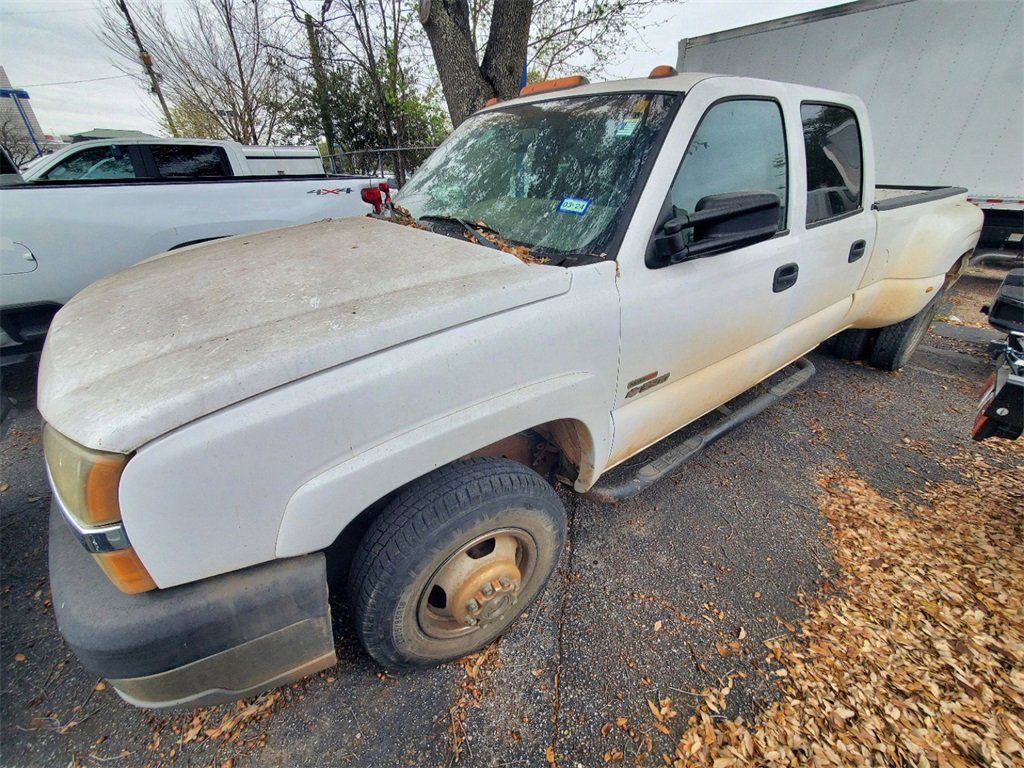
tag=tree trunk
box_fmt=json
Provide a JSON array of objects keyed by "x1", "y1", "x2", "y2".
[
  {"x1": 420, "y1": 0, "x2": 532, "y2": 126},
  {"x1": 480, "y1": 0, "x2": 532, "y2": 100},
  {"x1": 304, "y1": 13, "x2": 336, "y2": 160}
]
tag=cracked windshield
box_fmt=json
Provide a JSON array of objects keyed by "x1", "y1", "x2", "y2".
[{"x1": 396, "y1": 93, "x2": 679, "y2": 261}]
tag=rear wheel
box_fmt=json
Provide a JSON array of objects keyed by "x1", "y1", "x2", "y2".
[
  {"x1": 348, "y1": 457, "x2": 565, "y2": 670},
  {"x1": 828, "y1": 328, "x2": 874, "y2": 361},
  {"x1": 868, "y1": 288, "x2": 943, "y2": 371}
]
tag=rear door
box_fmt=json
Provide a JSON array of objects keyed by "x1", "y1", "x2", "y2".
[
  {"x1": 610, "y1": 78, "x2": 803, "y2": 466},
  {"x1": 785, "y1": 100, "x2": 875, "y2": 321},
  {"x1": 140, "y1": 144, "x2": 234, "y2": 179}
]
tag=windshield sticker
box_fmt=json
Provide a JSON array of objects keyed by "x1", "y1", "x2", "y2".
[
  {"x1": 615, "y1": 118, "x2": 640, "y2": 137},
  {"x1": 557, "y1": 197, "x2": 591, "y2": 216}
]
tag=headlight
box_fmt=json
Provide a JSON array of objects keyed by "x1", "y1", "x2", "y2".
[
  {"x1": 43, "y1": 424, "x2": 127, "y2": 525},
  {"x1": 43, "y1": 424, "x2": 156, "y2": 594}
]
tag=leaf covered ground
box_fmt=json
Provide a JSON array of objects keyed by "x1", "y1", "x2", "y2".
[{"x1": 658, "y1": 438, "x2": 1023, "y2": 767}]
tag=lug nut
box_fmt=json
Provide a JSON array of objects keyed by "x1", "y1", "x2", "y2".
[
  {"x1": 465, "y1": 616, "x2": 478, "y2": 626},
  {"x1": 481, "y1": 583, "x2": 494, "y2": 597},
  {"x1": 466, "y1": 599, "x2": 479, "y2": 612},
  {"x1": 499, "y1": 575, "x2": 511, "y2": 588}
]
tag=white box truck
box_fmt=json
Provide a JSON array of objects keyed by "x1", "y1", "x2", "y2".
[{"x1": 677, "y1": 0, "x2": 1023, "y2": 252}]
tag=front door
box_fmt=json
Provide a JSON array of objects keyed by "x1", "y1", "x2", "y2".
[{"x1": 609, "y1": 79, "x2": 805, "y2": 467}]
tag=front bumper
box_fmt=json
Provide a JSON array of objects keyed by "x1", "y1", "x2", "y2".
[{"x1": 49, "y1": 504, "x2": 337, "y2": 708}]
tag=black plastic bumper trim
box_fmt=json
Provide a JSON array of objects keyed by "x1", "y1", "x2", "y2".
[{"x1": 49, "y1": 504, "x2": 335, "y2": 681}]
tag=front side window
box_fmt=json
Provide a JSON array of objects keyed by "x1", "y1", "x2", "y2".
[
  {"x1": 396, "y1": 93, "x2": 679, "y2": 260},
  {"x1": 669, "y1": 98, "x2": 788, "y2": 236},
  {"x1": 150, "y1": 145, "x2": 228, "y2": 178},
  {"x1": 42, "y1": 146, "x2": 137, "y2": 180},
  {"x1": 801, "y1": 103, "x2": 862, "y2": 224}
]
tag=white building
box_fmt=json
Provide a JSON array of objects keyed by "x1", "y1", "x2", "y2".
[{"x1": 0, "y1": 65, "x2": 53, "y2": 163}]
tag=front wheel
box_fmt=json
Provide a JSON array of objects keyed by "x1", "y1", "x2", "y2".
[
  {"x1": 347, "y1": 457, "x2": 566, "y2": 670},
  {"x1": 868, "y1": 288, "x2": 944, "y2": 371}
]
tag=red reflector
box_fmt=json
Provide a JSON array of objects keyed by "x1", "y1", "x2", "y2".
[
  {"x1": 361, "y1": 186, "x2": 383, "y2": 213},
  {"x1": 978, "y1": 371, "x2": 996, "y2": 400}
]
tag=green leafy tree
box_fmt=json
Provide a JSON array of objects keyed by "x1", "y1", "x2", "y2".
[{"x1": 283, "y1": 1, "x2": 450, "y2": 182}]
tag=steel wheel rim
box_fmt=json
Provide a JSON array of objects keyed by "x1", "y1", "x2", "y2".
[{"x1": 416, "y1": 526, "x2": 538, "y2": 641}]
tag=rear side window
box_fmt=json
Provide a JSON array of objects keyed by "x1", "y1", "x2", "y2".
[
  {"x1": 670, "y1": 98, "x2": 788, "y2": 232},
  {"x1": 42, "y1": 146, "x2": 137, "y2": 180},
  {"x1": 801, "y1": 103, "x2": 862, "y2": 225},
  {"x1": 150, "y1": 145, "x2": 228, "y2": 178}
]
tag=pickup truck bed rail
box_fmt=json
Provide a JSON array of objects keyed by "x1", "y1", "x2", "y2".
[{"x1": 873, "y1": 185, "x2": 969, "y2": 211}]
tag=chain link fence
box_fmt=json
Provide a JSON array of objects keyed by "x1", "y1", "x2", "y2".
[{"x1": 325, "y1": 146, "x2": 437, "y2": 186}]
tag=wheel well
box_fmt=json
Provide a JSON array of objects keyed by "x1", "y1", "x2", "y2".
[
  {"x1": 460, "y1": 418, "x2": 595, "y2": 483},
  {"x1": 322, "y1": 418, "x2": 595, "y2": 588},
  {"x1": 944, "y1": 249, "x2": 974, "y2": 289}
]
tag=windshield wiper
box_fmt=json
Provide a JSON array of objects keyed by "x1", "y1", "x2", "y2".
[{"x1": 418, "y1": 215, "x2": 500, "y2": 250}]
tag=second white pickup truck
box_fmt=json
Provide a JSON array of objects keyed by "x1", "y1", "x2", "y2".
[
  {"x1": 20, "y1": 138, "x2": 329, "y2": 180},
  {"x1": 1, "y1": 138, "x2": 386, "y2": 362},
  {"x1": 38, "y1": 69, "x2": 982, "y2": 709}
]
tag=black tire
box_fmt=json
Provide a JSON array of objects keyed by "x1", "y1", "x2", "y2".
[
  {"x1": 348, "y1": 457, "x2": 566, "y2": 670},
  {"x1": 868, "y1": 289, "x2": 943, "y2": 371},
  {"x1": 828, "y1": 328, "x2": 874, "y2": 361}
]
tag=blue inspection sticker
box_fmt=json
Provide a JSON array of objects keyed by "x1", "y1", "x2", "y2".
[
  {"x1": 557, "y1": 196, "x2": 591, "y2": 216},
  {"x1": 614, "y1": 118, "x2": 640, "y2": 137}
]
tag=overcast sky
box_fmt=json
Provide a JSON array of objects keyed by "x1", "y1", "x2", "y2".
[{"x1": 0, "y1": 0, "x2": 849, "y2": 138}]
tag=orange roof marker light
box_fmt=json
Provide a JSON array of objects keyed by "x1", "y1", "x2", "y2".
[
  {"x1": 648, "y1": 65, "x2": 677, "y2": 79},
  {"x1": 485, "y1": 97, "x2": 500, "y2": 106},
  {"x1": 519, "y1": 75, "x2": 589, "y2": 97}
]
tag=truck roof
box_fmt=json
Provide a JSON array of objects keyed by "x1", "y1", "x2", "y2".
[
  {"x1": 482, "y1": 72, "x2": 714, "y2": 111},
  {"x1": 37, "y1": 137, "x2": 321, "y2": 157},
  {"x1": 483, "y1": 71, "x2": 858, "y2": 111}
]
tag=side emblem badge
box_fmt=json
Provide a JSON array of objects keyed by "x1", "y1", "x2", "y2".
[{"x1": 625, "y1": 371, "x2": 669, "y2": 398}]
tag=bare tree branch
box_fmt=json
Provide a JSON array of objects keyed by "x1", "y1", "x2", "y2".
[{"x1": 97, "y1": 0, "x2": 293, "y2": 143}]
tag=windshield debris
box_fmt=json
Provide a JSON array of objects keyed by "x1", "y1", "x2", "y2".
[
  {"x1": 381, "y1": 204, "x2": 550, "y2": 265},
  {"x1": 391, "y1": 92, "x2": 680, "y2": 266}
]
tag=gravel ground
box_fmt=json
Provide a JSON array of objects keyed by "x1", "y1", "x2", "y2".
[{"x1": 0, "y1": 272, "x2": 1010, "y2": 768}]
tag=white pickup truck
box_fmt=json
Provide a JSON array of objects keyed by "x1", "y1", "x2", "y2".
[
  {"x1": 1, "y1": 138, "x2": 386, "y2": 362},
  {"x1": 19, "y1": 137, "x2": 329, "y2": 180},
  {"x1": 39, "y1": 70, "x2": 982, "y2": 709}
]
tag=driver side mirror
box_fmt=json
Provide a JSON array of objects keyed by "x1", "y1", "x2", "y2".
[{"x1": 650, "y1": 191, "x2": 781, "y2": 268}]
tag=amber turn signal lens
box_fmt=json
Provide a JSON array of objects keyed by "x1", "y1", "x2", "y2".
[
  {"x1": 85, "y1": 454, "x2": 126, "y2": 525},
  {"x1": 648, "y1": 64, "x2": 677, "y2": 78},
  {"x1": 519, "y1": 75, "x2": 589, "y2": 97},
  {"x1": 93, "y1": 549, "x2": 157, "y2": 594}
]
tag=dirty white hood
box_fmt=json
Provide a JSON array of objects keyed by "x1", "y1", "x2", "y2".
[{"x1": 38, "y1": 217, "x2": 572, "y2": 452}]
